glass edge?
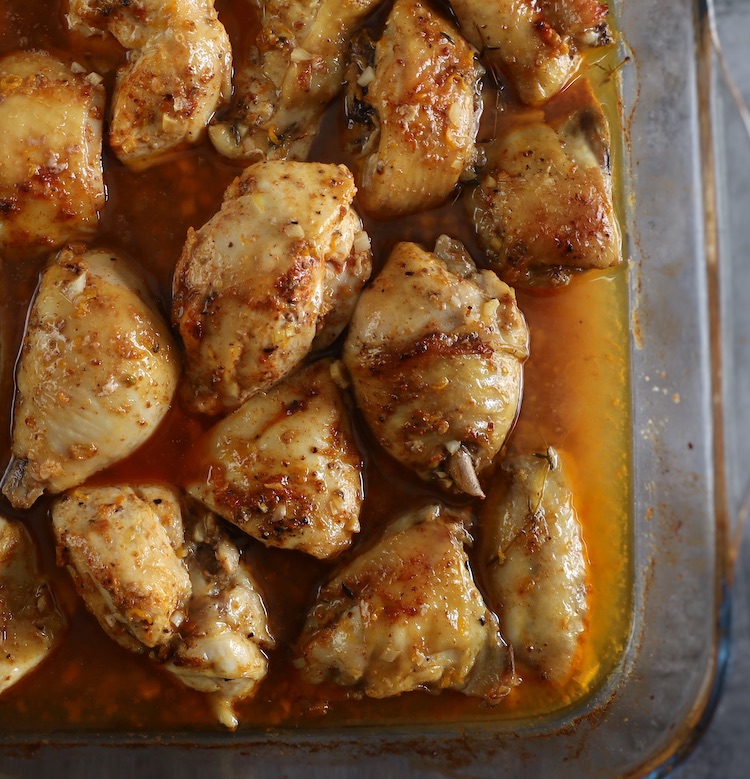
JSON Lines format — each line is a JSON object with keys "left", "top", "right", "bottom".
{"left": 0, "top": 2, "right": 733, "bottom": 777}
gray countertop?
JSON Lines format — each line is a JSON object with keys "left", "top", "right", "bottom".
{"left": 673, "top": 1, "right": 750, "bottom": 776}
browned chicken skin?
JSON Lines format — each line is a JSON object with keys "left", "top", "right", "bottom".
{"left": 52, "top": 485, "right": 191, "bottom": 653}
{"left": 67, "top": 0, "right": 232, "bottom": 169}
{"left": 478, "top": 449, "right": 589, "bottom": 683}
{"left": 187, "top": 359, "right": 364, "bottom": 558}
{"left": 2, "top": 247, "right": 180, "bottom": 509}
{"left": 210, "top": 0, "right": 381, "bottom": 161}
{"left": 449, "top": 0, "right": 610, "bottom": 105}
{"left": 345, "top": 0, "right": 483, "bottom": 217}
{"left": 296, "top": 503, "right": 515, "bottom": 701}
{"left": 468, "top": 80, "right": 621, "bottom": 286}
{"left": 1, "top": 515, "right": 66, "bottom": 693}
{"left": 172, "top": 160, "right": 371, "bottom": 415}
{"left": 0, "top": 51, "right": 105, "bottom": 259}
{"left": 343, "top": 236, "right": 528, "bottom": 497}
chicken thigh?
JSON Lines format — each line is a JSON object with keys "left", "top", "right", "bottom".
{"left": 52, "top": 485, "right": 191, "bottom": 653}
{"left": 343, "top": 236, "right": 528, "bottom": 497}
{"left": 345, "top": 0, "right": 483, "bottom": 217}
{"left": 468, "top": 80, "right": 620, "bottom": 286}
{"left": 296, "top": 503, "right": 514, "bottom": 701}
{"left": 478, "top": 449, "right": 588, "bottom": 683}
{"left": 164, "top": 508, "right": 274, "bottom": 730}
{"left": 2, "top": 247, "right": 180, "bottom": 509}
{"left": 210, "top": 0, "right": 380, "bottom": 162}
{"left": 187, "top": 359, "right": 363, "bottom": 558}
{"left": 0, "top": 51, "right": 105, "bottom": 259}
{"left": 449, "top": 0, "right": 610, "bottom": 105}
{"left": 1, "top": 515, "right": 66, "bottom": 693}
{"left": 67, "top": 0, "right": 232, "bottom": 169}
{"left": 172, "top": 160, "right": 371, "bottom": 415}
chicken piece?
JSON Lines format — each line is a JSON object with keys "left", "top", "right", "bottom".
{"left": 187, "top": 359, "right": 363, "bottom": 558}
{"left": 209, "top": 0, "right": 380, "bottom": 162}
{"left": 1, "top": 247, "right": 180, "bottom": 509}
{"left": 343, "top": 236, "right": 528, "bottom": 497}
{"left": 344, "top": 0, "right": 483, "bottom": 218}
{"left": 52, "top": 485, "right": 191, "bottom": 653}
{"left": 0, "top": 51, "right": 105, "bottom": 259}
{"left": 172, "top": 160, "right": 372, "bottom": 415}
{"left": 468, "top": 80, "right": 620, "bottom": 287}
{"left": 296, "top": 503, "right": 514, "bottom": 701}
{"left": 1, "top": 515, "right": 66, "bottom": 694}
{"left": 450, "top": 0, "right": 611, "bottom": 105}
{"left": 478, "top": 449, "right": 588, "bottom": 683}
{"left": 67, "top": 0, "right": 231, "bottom": 169}
{"left": 164, "top": 509, "right": 274, "bottom": 730}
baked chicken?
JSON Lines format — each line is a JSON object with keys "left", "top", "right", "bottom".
{"left": 164, "top": 508, "right": 274, "bottom": 730}
{"left": 479, "top": 449, "right": 588, "bottom": 683}
{"left": 468, "top": 80, "right": 621, "bottom": 286}
{"left": 345, "top": 0, "right": 483, "bottom": 217}
{"left": 187, "top": 359, "right": 363, "bottom": 559}
{"left": 449, "top": 0, "right": 611, "bottom": 105}
{"left": 52, "top": 485, "right": 191, "bottom": 653}
{"left": 343, "top": 236, "right": 528, "bottom": 497}
{"left": 0, "top": 51, "right": 104, "bottom": 259}
{"left": 173, "top": 160, "right": 371, "bottom": 415}
{"left": 2, "top": 247, "right": 180, "bottom": 509}
{"left": 1, "top": 515, "right": 65, "bottom": 693}
{"left": 296, "top": 504, "right": 514, "bottom": 701}
{"left": 52, "top": 485, "right": 273, "bottom": 728}
{"left": 210, "top": 0, "right": 380, "bottom": 162}
{"left": 67, "top": 0, "right": 232, "bottom": 169}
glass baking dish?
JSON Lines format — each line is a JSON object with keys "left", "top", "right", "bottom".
{"left": 0, "top": 0, "right": 737, "bottom": 776}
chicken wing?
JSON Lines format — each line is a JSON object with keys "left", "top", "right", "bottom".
{"left": 478, "top": 449, "right": 588, "bottom": 683}
{"left": 164, "top": 508, "right": 274, "bottom": 730}
{"left": 0, "top": 51, "right": 104, "bottom": 259}
{"left": 344, "top": 0, "right": 483, "bottom": 217}
{"left": 209, "top": 0, "right": 380, "bottom": 162}
{"left": 172, "top": 160, "right": 371, "bottom": 415}
{"left": 296, "top": 503, "right": 514, "bottom": 701}
{"left": 2, "top": 247, "right": 180, "bottom": 509}
{"left": 1, "top": 515, "right": 66, "bottom": 694}
{"left": 343, "top": 236, "right": 528, "bottom": 497}
{"left": 187, "top": 359, "right": 363, "bottom": 558}
{"left": 468, "top": 80, "right": 620, "bottom": 286}
{"left": 52, "top": 485, "right": 191, "bottom": 653}
{"left": 449, "top": 0, "right": 610, "bottom": 105}
{"left": 67, "top": 0, "right": 231, "bottom": 169}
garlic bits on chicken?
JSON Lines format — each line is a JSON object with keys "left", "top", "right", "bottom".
{"left": 449, "top": 0, "right": 611, "bottom": 106}
{"left": 296, "top": 503, "right": 515, "bottom": 702}
{"left": 478, "top": 449, "right": 589, "bottom": 684}
{"left": 343, "top": 235, "right": 528, "bottom": 498}
{"left": 468, "top": 79, "right": 621, "bottom": 287}
{"left": 0, "top": 51, "right": 105, "bottom": 259}
{"left": 1, "top": 514, "right": 66, "bottom": 693}
{"left": 66, "top": 0, "right": 232, "bottom": 169}
{"left": 1, "top": 247, "right": 180, "bottom": 509}
{"left": 344, "top": 0, "right": 483, "bottom": 217}
{"left": 186, "top": 359, "right": 364, "bottom": 559}
{"left": 172, "top": 160, "right": 372, "bottom": 416}
{"left": 209, "top": 0, "right": 381, "bottom": 162}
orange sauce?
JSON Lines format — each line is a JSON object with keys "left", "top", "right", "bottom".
{"left": 0, "top": 0, "right": 631, "bottom": 732}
